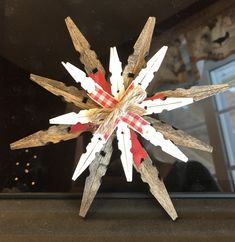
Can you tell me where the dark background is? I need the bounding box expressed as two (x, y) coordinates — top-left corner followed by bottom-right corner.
(0, 0), (219, 193)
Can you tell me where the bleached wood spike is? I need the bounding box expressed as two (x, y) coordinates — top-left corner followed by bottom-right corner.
(72, 133), (107, 181)
(145, 116), (213, 153)
(141, 124), (188, 162)
(49, 109), (100, 125)
(62, 62), (96, 94)
(123, 113), (188, 162)
(117, 122), (133, 182)
(109, 47), (125, 100)
(133, 46), (168, 90)
(140, 97), (194, 114)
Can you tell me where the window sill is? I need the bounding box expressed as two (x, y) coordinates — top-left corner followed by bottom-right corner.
(0, 194), (235, 241)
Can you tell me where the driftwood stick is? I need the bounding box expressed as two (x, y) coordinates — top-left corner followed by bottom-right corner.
(135, 154), (178, 220)
(10, 125), (81, 150)
(64, 16), (113, 217)
(79, 135), (114, 217)
(145, 116), (213, 152)
(30, 74), (97, 110)
(123, 17), (156, 88)
(154, 84), (229, 101)
(65, 16), (105, 76)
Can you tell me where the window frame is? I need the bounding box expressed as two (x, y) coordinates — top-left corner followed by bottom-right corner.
(201, 55), (235, 191)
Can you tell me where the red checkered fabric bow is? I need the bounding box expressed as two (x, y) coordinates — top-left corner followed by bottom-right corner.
(71, 70), (159, 168)
(53, 46), (188, 182)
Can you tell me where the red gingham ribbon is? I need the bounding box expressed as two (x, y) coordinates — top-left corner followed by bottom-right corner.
(88, 85), (118, 109)
(122, 112), (149, 134)
(86, 73), (151, 142)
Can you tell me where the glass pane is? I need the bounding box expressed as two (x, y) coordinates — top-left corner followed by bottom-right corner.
(232, 170), (235, 187)
(219, 110), (235, 166)
(160, 103), (213, 174)
(185, 124), (210, 146)
(160, 102), (207, 131)
(210, 61), (235, 111)
(0, 0), (234, 195)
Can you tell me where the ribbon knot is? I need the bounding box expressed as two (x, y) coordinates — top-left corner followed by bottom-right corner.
(96, 85), (147, 135)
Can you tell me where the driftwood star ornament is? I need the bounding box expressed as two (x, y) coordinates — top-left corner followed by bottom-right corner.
(11, 16), (229, 220)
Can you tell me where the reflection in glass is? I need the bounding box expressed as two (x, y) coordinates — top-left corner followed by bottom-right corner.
(219, 111), (235, 166)
(210, 61), (235, 111)
(210, 60), (235, 188)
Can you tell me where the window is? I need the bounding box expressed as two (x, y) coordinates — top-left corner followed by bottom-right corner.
(210, 59), (235, 187)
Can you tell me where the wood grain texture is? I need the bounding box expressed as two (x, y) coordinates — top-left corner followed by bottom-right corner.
(121, 17), (178, 220)
(123, 17), (156, 88)
(154, 84), (229, 101)
(136, 154), (178, 220)
(64, 16), (113, 218)
(10, 125), (81, 150)
(79, 135), (114, 217)
(30, 74), (97, 110)
(65, 16), (105, 76)
(145, 116), (213, 152)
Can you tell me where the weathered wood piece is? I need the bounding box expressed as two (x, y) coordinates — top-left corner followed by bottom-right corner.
(79, 135), (114, 217)
(145, 116), (213, 152)
(186, 12), (235, 79)
(123, 17), (156, 88)
(154, 84), (229, 102)
(13, 15), (227, 219)
(30, 74), (97, 110)
(74, 16), (178, 219)
(10, 125), (81, 150)
(65, 17), (105, 76)
(136, 154), (178, 220)
(122, 18), (178, 220)
(64, 16), (114, 218)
